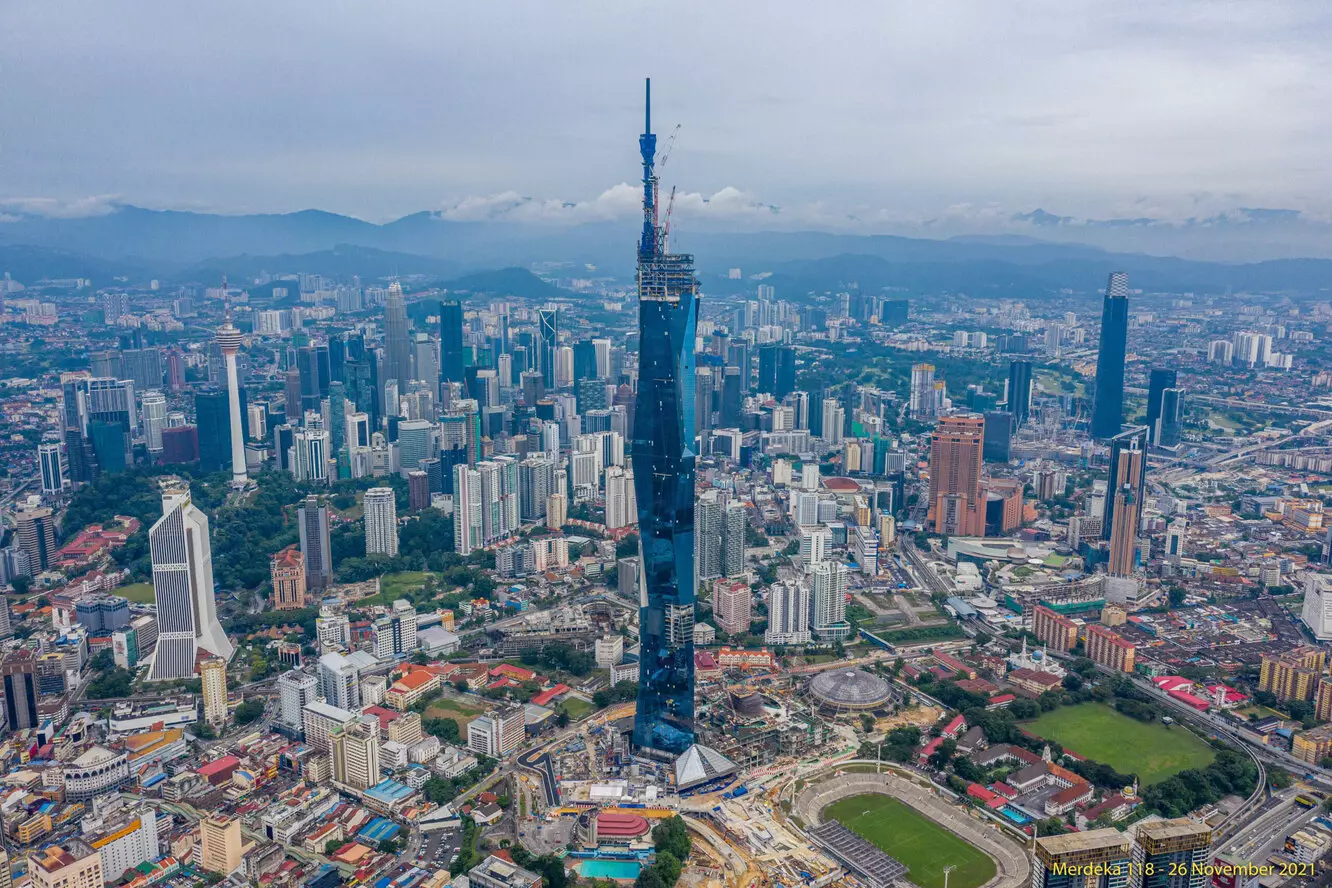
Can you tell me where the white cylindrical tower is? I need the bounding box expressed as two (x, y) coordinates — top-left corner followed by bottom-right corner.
(216, 284), (248, 488)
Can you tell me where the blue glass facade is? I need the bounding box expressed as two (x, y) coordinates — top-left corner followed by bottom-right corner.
(632, 79), (699, 755)
(1091, 272), (1129, 439)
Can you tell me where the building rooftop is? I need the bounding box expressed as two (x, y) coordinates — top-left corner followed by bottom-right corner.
(1036, 828), (1133, 856)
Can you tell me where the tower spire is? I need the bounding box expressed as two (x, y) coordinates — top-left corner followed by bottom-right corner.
(638, 77), (658, 262)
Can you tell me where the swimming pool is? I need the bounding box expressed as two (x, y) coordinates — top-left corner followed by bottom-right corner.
(577, 860), (642, 880)
(1000, 806), (1033, 825)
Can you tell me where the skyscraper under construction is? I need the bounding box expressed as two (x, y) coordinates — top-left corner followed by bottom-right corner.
(631, 79), (698, 756)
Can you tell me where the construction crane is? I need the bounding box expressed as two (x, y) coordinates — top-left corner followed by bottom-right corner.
(656, 124), (682, 252)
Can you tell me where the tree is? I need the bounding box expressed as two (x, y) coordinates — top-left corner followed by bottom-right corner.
(235, 698), (266, 724)
(11, 575), (33, 595)
(424, 718), (461, 743)
(1062, 673), (1084, 692)
(324, 839), (343, 856)
(378, 838), (401, 854)
(1167, 587), (1187, 608)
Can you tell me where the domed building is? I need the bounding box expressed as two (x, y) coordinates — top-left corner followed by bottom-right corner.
(807, 668), (893, 713)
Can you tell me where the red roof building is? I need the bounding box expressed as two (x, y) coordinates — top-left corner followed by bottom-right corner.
(531, 684), (570, 707)
(198, 755), (241, 785)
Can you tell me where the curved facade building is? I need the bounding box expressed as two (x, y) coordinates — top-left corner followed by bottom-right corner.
(631, 79), (699, 756)
(808, 668), (893, 712)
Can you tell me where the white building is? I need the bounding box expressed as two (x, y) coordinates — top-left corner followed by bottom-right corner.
(765, 580), (811, 645)
(147, 488), (234, 681)
(277, 670), (318, 735)
(467, 706), (525, 757)
(595, 635), (624, 668)
(363, 487), (398, 556)
(318, 652), (361, 711)
(302, 700), (358, 753)
(811, 561), (850, 642)
(1302, 573), (1332, 641)
(454, 464), (483, 555)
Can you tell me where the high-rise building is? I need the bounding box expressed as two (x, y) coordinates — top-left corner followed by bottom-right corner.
(1006, 360), (1032, 427)
(605, 466), (635, 530)
(466, 705), (525, 757)
(439, 299), (465, 387)
(384, 283), (412, 387)
(141, 390), (167, 454)
(271, 545), (306, 610)
(199, 813), (242, 876)
(695, 492), (724, 581)
(1031, 830), (1132, 888)
(364, 487), (398, 556)
(1258, 647), (1325, 701)
(1032, 605), (1078, 651)
(1090, 272), (1130, 439)
(811, 561), (849, 641)
(1085, 624), (1135, 672)
(1102, 426), (1148, 542)
(397, 419), (435, 476)
(1302, 574), (1332, 642)
(722, 502), (747, 578)
(297, 495), (331, 591)
(1144, 367), (1177, 445)
(196, 387), (248, 475)
(538, 309), (559, 389)
(38, 441), (64, 495)
(318, 652), (361, 711)
(631, 80), (698, 756)
(712, 579), (751, 636)
(200, 658), (229, 726)
(15, 504), (58, 572)
(982, 411), (1014, 463)
(757, 345), (796, 399)
(519, 456), (555, 522)
(276, 669), (318, 735)
(928, 415), (986, 536)
(332, 720), (381, 791)
(1155, 388), (1184, 450)
(1, 651), (38, 731)
(146, 488), (234, 681)
(1165, 517), (1187, 561)
(909, 363), (936, 419)
(1131, 819), (1211, 888)
(764, 580), (811, 645)
(215, 291), (249, 488)
(407, 470), (430, 512)
(454, 464), (483, 555)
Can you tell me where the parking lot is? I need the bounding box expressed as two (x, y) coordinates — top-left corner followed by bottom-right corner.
(419, 827), (463, 870)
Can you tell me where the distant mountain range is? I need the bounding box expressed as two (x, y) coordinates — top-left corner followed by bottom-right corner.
(3, 204), (1332, 298)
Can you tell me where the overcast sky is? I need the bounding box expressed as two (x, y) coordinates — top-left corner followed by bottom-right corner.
(2, 0), (1329, 229)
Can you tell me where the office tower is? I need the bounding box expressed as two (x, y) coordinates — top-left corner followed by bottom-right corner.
(271, 545), (306, 610)
(284, 367), (303, 421)
(819, 398), (843, 445)
(477, 458), (520, 544)
(406, 470), (429, 512)
(88, 420), (131, 474)
(140, 390), (167, 454)
(397, 419), (435, 476)
(631, 80), (698, 755)
(16, 504), (58, 572)
(573, 339), (598, 385)
(384, 282), (412, 388)
(297, 496), (331, 591)
(1156, 388), (1184, 450)
(1144, 366), (1177, 445)
(1006, 360), (1032, 427)
(215, 293), (249, 487)
(811, 561), (849, 641)
(467, 705), (525, 757)
(1102, 426), (1148, 541)
(28, 843), (104, 888)
(712, 579), (750, 636)
(757, 344), (796, 399)
(199, 813), (242, 876)
(538, 308), (559, 388)
(290, 427), (330, 483)
(200, 658), (229, 726)
(606, 466), (635, 530)
(2, 651), (38, 731)
(928, 415), (986, 536)
(196, 387), (248, 474)
(332, 720), (381, 791)
(1091, 272), (1130, 439)
(519, 456), (555, 521)
(161, 425), (199, 465)
(318, 651), (361, 710)
(982, 411), (1014, 462)
(38, 443), (63, 495)
(327, 380), (348, 456)
(435, 298), (465, 390)
(121, 347), (164, 390)
(909, 363), (936, 419)
(147, 487), (234, 680)
(1165, 517), (1187, 561)
(1031, 830), (1132, 888)
(413, 334), (439, 386)
(277, 669), (318, 735)
(1106, 434), (1146, 577)
(719, 366), (742, 427)
(364, 487), (398, 556)
(764, 580), (811, 645)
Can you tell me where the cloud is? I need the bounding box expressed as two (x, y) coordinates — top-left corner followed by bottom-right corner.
(0, 195), (121, 219)
(438, 184), (780, 225)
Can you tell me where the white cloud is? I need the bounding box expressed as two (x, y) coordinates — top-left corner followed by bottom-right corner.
(0, 195), (121, 219)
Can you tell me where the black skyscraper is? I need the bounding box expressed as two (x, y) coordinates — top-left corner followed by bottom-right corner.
(1091, 272), (1130, 439)
(983, 411), (1014, 462)
(758, 345), (796, 400)
(1007, 360), (1033, 427)
(439, 300), (465, 386)
(1145, 367), (1178, 445)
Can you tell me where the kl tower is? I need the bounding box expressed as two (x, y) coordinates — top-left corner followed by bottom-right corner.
(216, 276), (249, 489)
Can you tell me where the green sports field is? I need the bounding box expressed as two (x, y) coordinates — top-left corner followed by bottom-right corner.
(823, 795), (996, 888)
(1024, 703), (1214, 784)
(119, 582), (155, 604)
